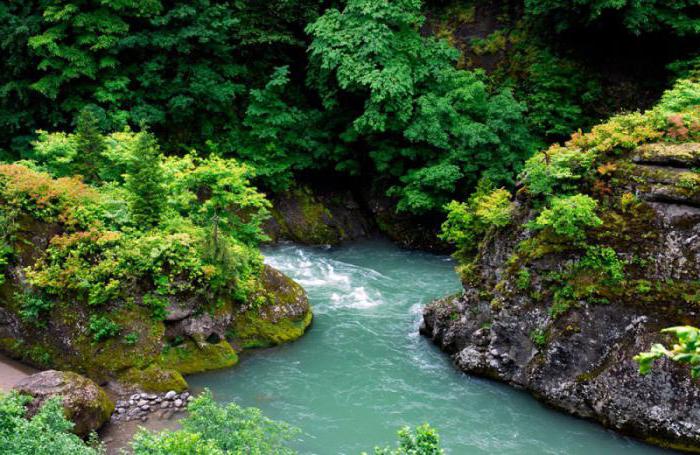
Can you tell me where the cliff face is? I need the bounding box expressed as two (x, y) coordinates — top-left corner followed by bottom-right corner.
(422, 98), (700, 450)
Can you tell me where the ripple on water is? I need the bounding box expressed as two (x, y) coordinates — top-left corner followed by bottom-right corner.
(189, 239), (672, 455)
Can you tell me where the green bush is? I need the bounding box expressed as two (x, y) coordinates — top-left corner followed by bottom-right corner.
(370, 424), (444, 455)
(17, 292), (53, 327)
(525, 0), (700, 36)
(439, 182), (514, 256)
(0, 393), (101, 455)
(307, 0), (534, 213)
(88, 315), (120, 343)
(131, 390), (299, 455)
(529, 194), (602, 241)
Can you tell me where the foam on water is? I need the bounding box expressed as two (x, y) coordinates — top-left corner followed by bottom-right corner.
(190, 239), (671, 455)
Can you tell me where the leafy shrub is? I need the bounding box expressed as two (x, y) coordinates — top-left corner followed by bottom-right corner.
(124, 333), (139, 346)
(370, 424), (444, 455)
(529, 194), (602, 241)
(142, 294), (168, 321)
(17, 292), (53, 327)
(521, 146), (597, 199)
(131, 390), (299, 455)
(635, 326), (700, 378)
(88, 315), (120, 343)
(516, 269), (532, 290)
(440, 182), (514, 256)
(126, 132), (166, 230)
(0, 393), (100, 455)
(530, 329), (548, 348)
(578, 246), (625, 285)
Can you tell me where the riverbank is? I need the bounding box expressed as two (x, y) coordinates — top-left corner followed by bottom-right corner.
(0, 353), (37, 391)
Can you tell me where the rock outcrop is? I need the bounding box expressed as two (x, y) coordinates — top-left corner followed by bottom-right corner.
(14, 370), (114, 437)
(0, 164), (313, 393)
(422, 133), (700, 449)
(265, 185), (373, 245)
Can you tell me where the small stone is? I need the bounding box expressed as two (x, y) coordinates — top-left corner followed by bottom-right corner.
(174, 399), (183, 407)
(129, 399), (135, 406)
(147, 394), (157, 400)
(137, 399), (148, 407)
(160, 401), (170, 409)
(117, 407), (126, 414)
(187, 396), (194, 402)
(140, 404), (150, 411)
(130, 393), (141, 401)
(155, 397), (162, 403)
(180, 392), (190, 400)
(164, 391), (177, 400)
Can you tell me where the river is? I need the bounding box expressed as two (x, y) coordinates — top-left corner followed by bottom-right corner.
(189, 238), (669, 454)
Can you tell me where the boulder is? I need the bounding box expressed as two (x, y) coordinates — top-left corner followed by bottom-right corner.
(14, 370), (114, 437)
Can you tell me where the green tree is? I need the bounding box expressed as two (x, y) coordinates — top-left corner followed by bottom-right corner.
(125, 131), (166, 229)
(73, 106), (106, 183)
(525, 0), (700, 35)
(307, 0), (534, 213)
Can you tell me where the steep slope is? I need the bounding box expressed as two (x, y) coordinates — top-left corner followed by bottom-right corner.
(422, 79), (700, 451)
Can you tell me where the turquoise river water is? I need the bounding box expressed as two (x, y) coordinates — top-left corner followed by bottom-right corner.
(189, 239), (670, 454)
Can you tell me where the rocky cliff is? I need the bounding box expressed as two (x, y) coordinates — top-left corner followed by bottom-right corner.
(422, 83), (700, 451)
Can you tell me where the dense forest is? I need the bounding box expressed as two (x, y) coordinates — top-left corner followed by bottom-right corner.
(0, 0), (699, 453)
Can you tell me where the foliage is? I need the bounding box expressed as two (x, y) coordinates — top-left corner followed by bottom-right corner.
(1, 0), (321, 151)
(522, 50), (603, 140)
(439, 181), (514, 256)
(521, 146), (597, 199)
(88, 315), (121, 343)
(0, 392), (101, 455)
(307, 0), (534, 213)
(635, 326), (700, 378)
(131, 390), (299, 454)
(530, 328), (548, 348)
(529, 194), (602, 241)
(524, 0), (700, 36)
(17, 291), (53, 327)
(125, 132), (166, 230)
(578, 246), (625, 285)
(370, 424), (444, 455)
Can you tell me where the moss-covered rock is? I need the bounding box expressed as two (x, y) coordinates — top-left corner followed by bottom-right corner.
(230, 265), (312, 348)
(14, 370), (114, 437)
(160, 340), (239, 375)
(117, 364), (188, 393)
(0, 164), (313, 393)
(265, 185), (372, 245)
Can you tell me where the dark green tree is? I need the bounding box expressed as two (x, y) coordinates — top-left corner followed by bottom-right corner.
(306, 0), (535, 213)
(125, 131), (166, 229)
(73, 106), (106, 183)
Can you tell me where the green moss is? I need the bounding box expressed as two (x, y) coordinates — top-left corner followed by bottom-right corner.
(160, 340), (238, 375)
(270, 187), (341, 245)
(118, 364), (188, 393)
(230, 309), (313, 349)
